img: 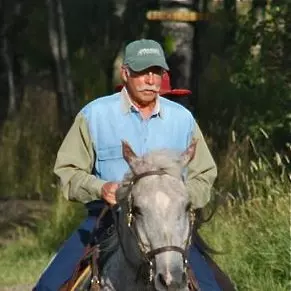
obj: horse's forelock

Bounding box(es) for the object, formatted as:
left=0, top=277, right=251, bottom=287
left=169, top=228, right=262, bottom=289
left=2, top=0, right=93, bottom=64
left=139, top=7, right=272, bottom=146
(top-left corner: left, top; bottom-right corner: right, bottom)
left=122, top=149, right=183, bottom=184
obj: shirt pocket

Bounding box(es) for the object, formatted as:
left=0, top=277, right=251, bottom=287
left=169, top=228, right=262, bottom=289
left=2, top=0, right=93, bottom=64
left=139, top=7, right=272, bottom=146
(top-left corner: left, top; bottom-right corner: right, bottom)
left=97, top=145, right=123, bottom=160
left=96, top=146, right=126, bottom=181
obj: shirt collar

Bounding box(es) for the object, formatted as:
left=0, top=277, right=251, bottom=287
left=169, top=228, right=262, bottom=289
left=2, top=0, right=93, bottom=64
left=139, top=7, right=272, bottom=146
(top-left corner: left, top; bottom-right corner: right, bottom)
left=120, top=87, right=163, bottom=118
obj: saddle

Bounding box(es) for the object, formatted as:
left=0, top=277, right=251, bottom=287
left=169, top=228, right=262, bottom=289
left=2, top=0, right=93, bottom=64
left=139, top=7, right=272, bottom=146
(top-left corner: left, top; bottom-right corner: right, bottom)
left=60, top=206, right=109, bottom=291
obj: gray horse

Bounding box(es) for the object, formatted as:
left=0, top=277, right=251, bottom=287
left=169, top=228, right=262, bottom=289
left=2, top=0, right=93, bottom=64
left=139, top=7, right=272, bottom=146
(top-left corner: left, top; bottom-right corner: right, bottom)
left=97, top=139, right=197, bottom=291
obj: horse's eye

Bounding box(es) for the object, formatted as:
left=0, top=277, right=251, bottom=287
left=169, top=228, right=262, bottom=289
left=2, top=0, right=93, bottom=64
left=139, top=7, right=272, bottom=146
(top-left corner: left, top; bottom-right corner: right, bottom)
left=133, top=206, right=142, bottom=216
left=185, top=202, right=192, bottom=212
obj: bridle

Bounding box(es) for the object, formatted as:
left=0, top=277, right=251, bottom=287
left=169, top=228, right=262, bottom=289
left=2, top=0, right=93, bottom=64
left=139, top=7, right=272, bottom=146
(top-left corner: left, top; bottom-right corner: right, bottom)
left=120, top=169, right=199, bottom=289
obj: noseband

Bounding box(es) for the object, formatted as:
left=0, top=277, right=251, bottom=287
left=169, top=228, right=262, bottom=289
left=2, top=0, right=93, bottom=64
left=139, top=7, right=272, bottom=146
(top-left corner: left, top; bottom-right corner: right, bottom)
left=123, top=169, right=196, bottom=286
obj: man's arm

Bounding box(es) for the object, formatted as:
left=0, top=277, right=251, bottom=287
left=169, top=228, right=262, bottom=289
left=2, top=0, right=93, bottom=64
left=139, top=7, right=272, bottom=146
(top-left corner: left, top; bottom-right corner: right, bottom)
left=54, top=112, right=107, bottom=203
left=186, top=122, right=217, bottom=209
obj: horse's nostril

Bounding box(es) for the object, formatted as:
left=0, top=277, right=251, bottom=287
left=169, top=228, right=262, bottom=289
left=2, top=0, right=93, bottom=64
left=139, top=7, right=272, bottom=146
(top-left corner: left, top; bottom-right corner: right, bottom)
left=156, top=270, right=187, bottom=288
left=158, top=273, right=168, bottom=287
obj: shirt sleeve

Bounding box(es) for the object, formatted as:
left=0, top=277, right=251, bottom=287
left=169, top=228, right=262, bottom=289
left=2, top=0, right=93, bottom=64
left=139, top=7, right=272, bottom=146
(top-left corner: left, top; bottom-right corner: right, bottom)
left=54, top=112, right=106, bottom=203
left=186, top=121, right=217, bottom=209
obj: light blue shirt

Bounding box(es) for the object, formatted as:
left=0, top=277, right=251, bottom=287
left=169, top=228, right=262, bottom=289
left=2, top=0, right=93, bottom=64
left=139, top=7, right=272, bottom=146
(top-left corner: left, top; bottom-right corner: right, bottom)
left=81, top=89, right=195, bottom=182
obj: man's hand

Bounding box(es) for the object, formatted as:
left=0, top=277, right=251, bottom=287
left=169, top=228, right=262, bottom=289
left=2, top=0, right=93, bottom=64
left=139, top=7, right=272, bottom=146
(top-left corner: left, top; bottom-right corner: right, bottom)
left=101, top=182, right=120, bottom=206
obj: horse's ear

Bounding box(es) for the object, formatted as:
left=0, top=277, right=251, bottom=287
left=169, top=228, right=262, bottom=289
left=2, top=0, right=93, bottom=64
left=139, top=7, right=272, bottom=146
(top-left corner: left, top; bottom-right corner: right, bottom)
left=181, top=138, right=198, bottom=167
left=121, top=140, right=138, bottom=168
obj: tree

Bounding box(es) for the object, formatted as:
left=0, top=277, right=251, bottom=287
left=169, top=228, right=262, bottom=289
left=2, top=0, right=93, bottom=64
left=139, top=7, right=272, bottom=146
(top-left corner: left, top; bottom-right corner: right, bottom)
left=0, top=0, right=25, bottom=121
left=46, top=0, right=75, bottom=130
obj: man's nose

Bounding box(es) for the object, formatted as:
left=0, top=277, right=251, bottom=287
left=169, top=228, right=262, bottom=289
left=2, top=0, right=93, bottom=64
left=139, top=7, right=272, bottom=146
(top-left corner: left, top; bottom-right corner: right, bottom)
left=145, top=72, right=154, bottom=85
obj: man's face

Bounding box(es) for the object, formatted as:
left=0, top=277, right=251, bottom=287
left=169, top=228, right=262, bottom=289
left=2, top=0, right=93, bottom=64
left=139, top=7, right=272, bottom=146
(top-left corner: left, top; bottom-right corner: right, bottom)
left=121, top=66, right=164, bottom=105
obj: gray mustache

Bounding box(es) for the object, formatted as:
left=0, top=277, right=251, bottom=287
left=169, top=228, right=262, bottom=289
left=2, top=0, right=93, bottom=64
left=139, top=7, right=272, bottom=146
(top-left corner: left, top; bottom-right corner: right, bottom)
left=136, top=85, right=160, bottom=92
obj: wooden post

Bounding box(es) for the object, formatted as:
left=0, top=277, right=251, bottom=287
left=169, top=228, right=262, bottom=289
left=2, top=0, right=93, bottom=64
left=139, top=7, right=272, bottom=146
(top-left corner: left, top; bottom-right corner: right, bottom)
left=146, top=0, right=209, bottom=111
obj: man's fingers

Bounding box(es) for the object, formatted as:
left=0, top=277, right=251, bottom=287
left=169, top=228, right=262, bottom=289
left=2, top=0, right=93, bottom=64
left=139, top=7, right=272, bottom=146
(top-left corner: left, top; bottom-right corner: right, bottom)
left=103, top=191, right=116, bottom=203
left=108, top=199, right=117, bottom=206
left=101, top=182, right=119, bottom=205
left=105, top=194, right=117, bottom=205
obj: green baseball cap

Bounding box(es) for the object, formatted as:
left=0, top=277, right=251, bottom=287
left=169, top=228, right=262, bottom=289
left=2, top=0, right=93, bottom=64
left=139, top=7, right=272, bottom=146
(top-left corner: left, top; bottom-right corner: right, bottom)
left=123, top=39, right=169, bottom=72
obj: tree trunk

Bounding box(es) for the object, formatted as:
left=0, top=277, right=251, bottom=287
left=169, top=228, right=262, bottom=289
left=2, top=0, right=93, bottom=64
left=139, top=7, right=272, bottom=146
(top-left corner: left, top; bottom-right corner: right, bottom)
left=223, top=0, right=237, bottom=50
left=56, top=0, right=75, bottom=115
left=46, top=0, right=74, bottom=131
left=160, top=0, right=195, bottom=111
left=0, top=0, right=25, bottom=119
left=2, top=35, right=16, bottom=117
left=283, top=2, right=291, bottom=82
left=191, top=0, right=209, bottom=114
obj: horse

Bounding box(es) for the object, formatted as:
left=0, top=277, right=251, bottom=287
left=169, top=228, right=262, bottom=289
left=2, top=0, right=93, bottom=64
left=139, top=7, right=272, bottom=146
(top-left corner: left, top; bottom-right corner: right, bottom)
left=65, top=139, right=236, bottom=291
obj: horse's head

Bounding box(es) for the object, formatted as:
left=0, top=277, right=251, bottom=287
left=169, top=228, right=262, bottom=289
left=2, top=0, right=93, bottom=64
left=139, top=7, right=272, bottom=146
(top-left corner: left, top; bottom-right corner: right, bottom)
left=115, top=140, right=197, bottom=291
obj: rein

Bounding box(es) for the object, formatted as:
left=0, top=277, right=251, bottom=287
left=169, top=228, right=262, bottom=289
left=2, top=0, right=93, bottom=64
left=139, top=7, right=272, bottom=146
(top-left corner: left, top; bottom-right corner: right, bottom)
left=123, top=169, right=200, bottom=290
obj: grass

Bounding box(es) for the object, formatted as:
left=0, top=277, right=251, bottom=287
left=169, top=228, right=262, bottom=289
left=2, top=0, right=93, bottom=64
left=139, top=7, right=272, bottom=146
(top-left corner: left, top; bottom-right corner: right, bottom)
left=0, top=197, right=85, bottom=287
left=0, top=89, right=61, bottom=200
left=202, top=195, right=290, bottom=291
left=0, top=192, right=289, bottom=289
left=0, top=241, right=51, bottom=286
left=202, top=133, right=290, bottom=290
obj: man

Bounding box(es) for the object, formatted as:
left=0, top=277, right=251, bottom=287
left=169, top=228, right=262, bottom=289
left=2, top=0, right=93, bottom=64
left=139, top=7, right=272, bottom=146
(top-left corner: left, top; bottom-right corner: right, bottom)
left=34, top=39, right=219, bottom=290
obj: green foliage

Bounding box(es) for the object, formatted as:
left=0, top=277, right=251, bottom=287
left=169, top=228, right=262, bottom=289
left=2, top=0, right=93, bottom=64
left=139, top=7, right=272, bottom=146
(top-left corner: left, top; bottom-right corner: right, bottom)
left=0, top=89, right=61, bottom=200
left=72, top=47, right=108, bottom=105
left=163, top=35, right=176, bottom=56
left=228, top=4, right=291, bottom=140
left=198, top=3, right=290, bottom=154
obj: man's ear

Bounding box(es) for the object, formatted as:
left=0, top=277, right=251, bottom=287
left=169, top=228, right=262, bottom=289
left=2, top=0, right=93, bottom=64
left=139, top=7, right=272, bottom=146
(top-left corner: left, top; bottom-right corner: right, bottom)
left=120, top=66, right=128, bottom=83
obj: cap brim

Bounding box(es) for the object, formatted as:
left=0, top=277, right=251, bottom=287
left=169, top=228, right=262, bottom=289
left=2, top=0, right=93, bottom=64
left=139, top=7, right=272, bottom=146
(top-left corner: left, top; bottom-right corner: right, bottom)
left=160, top=89, right=192, bottom=97
left=127, top=56, right=169, bottom=72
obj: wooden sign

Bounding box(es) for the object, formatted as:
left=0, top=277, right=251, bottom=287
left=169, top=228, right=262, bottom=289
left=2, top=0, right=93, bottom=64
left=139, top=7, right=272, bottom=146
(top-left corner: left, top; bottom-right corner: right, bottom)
left=146, top=10, right=210, bottom=22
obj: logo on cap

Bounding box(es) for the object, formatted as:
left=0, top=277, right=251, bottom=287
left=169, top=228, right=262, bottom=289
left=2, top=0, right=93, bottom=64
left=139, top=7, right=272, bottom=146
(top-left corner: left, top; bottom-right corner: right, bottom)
left=137, top=48, right=161, bottom=56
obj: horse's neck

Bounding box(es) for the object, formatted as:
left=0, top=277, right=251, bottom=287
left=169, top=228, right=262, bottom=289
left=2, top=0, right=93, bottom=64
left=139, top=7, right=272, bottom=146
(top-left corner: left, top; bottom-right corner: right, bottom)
left=101, top=247, right=147, bottom=291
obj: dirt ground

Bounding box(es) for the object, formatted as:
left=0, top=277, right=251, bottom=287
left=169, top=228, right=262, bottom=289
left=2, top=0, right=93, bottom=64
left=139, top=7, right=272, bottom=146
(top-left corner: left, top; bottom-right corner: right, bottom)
left=0, top=199, right=51, bottom=247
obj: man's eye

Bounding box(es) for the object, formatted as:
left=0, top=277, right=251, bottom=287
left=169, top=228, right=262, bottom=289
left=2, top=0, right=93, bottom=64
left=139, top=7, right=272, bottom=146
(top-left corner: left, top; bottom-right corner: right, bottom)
left=154, top=68, right=163, bottom=76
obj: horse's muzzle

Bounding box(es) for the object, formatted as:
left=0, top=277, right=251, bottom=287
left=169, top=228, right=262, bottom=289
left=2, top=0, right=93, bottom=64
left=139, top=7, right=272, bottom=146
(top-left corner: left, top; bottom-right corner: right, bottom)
left=154, top=269, right=187, bottom=291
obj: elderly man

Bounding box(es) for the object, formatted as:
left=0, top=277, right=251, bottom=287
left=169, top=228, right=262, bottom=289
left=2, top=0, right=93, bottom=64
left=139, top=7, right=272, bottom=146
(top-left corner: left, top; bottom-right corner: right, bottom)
left=34, top=39, right=220, bottom=291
